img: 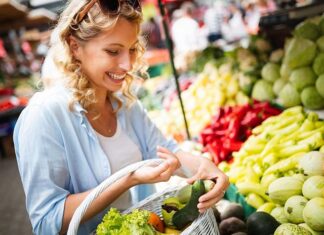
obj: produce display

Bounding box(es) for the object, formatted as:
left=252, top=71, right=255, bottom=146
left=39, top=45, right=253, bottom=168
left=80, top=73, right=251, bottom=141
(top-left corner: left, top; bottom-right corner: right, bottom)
left=253, top=17, right=324, bottom=110
left=199, top=101, right=282, bottom=165
left=148, top=64, right=250, bottom=138
left=214, top=106, right=324, bottom=234
left=133, top=9, right=324, bottom=235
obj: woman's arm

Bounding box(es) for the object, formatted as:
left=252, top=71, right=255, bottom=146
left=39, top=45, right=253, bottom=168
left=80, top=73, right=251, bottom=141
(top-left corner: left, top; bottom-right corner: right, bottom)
left=60, top=156, right=178, bottom=234
left=60, top=173, right=135, bottom=234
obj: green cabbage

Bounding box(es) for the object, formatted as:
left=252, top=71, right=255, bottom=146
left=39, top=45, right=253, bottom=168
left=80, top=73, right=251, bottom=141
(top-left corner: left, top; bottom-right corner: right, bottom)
left=251, top=80, right=275, bottom=101
left=283, top=37, right=317, bottom=69
left=238, top=73, right=257, bottom=96
left=301, top=86, right=324, bottom=110
left=262, top=63, right=280, bottom=82
left=270, top=49, right=284, bottom=63
left=302, top=176, right=324, bottom=199
left=273, top=78, right=287, bottom=96
left=313, top=53, right=324, bottom=76
left=303, top=198, right=324, bottom=232
left=289, top=67, right=316, bottom=91
left=278, top=83, right=301, bottom=108
left=319, top=17, right=324, bottom=35
left=316, top=75, right=324, bottom=98
left=294, top=21, right=320, bottom=41
left=316, top=36, right=324, bottom=52
left=280, top=64, right=292, bottom=80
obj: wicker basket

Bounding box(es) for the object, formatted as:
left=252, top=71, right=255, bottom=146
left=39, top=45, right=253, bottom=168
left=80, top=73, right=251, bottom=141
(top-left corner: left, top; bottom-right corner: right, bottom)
left=67, top=159, right=220, bottom=235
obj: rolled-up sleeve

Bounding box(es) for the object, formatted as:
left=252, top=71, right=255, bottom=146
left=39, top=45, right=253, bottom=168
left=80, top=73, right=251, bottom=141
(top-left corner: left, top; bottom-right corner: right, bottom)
left=14, top=104, right=69, bottom=234
left=130, top=100, right=180, bottom=158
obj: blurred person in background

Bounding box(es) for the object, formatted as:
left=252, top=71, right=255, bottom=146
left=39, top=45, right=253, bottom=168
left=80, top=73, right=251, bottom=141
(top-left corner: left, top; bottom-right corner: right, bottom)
left=243, top=0, right=261, bottom=35
left=141, top=16, right=164, bottom=49
left=204, top=1, right=224, bottom=44
left=13, top=0, right=229, bottom=234
left=221, top=2, right=248, bottom=42
left=257, top=0, right=277, bottom=14
left=171, top=2, right=206, bottom=54
left=171, top=2, right=207, bottom=70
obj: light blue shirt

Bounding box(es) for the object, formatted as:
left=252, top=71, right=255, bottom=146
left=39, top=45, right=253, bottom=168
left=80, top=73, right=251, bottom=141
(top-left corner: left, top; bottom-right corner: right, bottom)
left=13, top=86, right=179, bottom=235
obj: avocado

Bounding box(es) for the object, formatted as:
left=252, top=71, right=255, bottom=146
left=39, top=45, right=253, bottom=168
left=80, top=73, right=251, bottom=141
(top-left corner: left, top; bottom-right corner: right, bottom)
left=219, top=217, right=247, bottom=235
left=220, top=203, right=245, bottom=221
left=247, top=211, right=280, bottom=235
left=172, top=180, right=205, bottom=230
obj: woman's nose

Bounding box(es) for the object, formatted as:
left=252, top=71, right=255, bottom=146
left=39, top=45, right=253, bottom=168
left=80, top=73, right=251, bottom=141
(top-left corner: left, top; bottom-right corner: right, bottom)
left=118, top=53, right=132, bottom=71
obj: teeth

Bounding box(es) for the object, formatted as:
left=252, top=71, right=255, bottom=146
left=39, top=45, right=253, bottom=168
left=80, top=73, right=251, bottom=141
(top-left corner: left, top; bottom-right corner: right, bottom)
left=108, top=73, right=126, bottom=80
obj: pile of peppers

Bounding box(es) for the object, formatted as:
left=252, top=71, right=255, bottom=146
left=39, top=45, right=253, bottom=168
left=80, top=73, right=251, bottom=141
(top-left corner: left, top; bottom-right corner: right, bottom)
left=199, top=100, right=282, bottom=165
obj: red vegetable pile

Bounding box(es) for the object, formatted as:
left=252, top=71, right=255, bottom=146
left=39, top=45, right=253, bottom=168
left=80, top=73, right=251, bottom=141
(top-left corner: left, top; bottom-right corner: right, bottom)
left=200, top=101, right=282, bottom=165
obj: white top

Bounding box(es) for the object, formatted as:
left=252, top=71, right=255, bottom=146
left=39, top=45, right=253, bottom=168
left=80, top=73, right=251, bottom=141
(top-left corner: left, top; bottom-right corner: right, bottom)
left=95, top=121, right=142, bottom=210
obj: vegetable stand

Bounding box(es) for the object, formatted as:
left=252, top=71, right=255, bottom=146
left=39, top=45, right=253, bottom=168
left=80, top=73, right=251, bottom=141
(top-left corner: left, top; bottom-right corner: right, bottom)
left=67, top=159, right=219, bottom=235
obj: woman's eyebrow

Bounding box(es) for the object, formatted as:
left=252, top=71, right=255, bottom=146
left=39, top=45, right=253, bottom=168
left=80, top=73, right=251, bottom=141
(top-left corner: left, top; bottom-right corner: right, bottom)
left=106, top=40, right=139, bottom=47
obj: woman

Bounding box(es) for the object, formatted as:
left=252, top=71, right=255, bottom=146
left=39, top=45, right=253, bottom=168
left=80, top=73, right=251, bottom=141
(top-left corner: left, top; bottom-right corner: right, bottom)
left=13, top=0, right=229, bottom=234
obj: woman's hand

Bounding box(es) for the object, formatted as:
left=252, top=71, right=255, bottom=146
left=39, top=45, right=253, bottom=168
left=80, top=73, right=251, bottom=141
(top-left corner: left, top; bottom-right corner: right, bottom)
left=186, top=156, right=229, bottom=213
left=130, top=146, right=180, bottom=185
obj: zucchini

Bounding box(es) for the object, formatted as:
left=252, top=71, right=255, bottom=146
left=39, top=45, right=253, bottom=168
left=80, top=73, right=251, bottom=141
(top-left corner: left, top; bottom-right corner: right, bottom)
left=172, top=180, right=205, bottom=230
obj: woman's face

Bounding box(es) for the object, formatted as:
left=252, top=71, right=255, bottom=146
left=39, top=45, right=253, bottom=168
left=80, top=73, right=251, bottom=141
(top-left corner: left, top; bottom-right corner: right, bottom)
left=72, top=17, right=139, bottom=94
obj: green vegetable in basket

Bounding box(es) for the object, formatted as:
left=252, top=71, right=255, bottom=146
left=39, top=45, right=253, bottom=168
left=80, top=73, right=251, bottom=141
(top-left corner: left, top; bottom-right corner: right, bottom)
left=161, top=197, right=184, bottom=228
left=172, top=180, right=205, bottom=230
left=96, top=208, right=155, bottom=235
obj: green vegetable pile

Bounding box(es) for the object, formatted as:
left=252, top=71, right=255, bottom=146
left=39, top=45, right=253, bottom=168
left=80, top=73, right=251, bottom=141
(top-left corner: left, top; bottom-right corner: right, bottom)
left=96, top=208, right=155, bottom=235
left=254, top=16, right=324, bottom=110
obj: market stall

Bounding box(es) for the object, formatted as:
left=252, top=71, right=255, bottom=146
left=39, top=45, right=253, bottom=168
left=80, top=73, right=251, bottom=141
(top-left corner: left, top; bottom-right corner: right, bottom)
left=133, top=1, right=324, bottom=234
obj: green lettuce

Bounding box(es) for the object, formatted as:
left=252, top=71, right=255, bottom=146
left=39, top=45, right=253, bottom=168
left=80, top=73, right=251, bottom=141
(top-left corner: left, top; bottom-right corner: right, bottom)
left=96, top=208, right=156, bottom=235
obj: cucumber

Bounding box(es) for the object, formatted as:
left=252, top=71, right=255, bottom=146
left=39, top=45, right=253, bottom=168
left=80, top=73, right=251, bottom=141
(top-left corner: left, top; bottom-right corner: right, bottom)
left=172, top=180, right=205, bottom=230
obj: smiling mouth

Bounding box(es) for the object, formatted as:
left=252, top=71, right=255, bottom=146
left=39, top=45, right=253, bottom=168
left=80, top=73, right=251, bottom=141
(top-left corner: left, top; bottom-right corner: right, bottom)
left=107, top=72, right=127, bottom=80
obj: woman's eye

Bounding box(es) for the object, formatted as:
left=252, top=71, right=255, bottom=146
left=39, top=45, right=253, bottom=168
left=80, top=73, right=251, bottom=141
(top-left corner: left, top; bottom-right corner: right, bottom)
left=129, top=48, right=136, bottom=54
left=105, top=49, right=119, bottom=55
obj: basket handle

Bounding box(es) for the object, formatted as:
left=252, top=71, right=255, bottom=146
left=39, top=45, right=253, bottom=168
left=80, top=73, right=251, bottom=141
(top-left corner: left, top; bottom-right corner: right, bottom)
left=67, top=158, right=164, bottom=235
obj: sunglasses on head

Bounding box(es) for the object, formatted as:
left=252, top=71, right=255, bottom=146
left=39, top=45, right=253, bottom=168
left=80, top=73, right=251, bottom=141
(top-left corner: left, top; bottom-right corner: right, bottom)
left=75, top=0, right=141, bottom=25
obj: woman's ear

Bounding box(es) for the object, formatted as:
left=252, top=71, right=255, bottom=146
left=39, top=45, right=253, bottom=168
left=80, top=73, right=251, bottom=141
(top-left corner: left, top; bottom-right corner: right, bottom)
left=69, top=35, right=81, bottom=60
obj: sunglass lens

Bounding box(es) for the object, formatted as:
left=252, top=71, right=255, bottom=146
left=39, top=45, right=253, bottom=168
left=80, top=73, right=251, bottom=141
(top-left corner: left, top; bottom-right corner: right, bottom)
left=99, top=0, right=119, bottom=13
left=127, top=0, right=141, bottom=11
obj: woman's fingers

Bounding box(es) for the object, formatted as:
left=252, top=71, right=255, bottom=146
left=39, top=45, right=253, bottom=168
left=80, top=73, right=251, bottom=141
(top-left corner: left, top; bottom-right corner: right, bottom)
left=157, top=145, right=172, bottom=154
left=198, top=192, right=225, bottom=213
left=199, top=175, right=229, bottom=202
left=157, top=151, right=180, bottom=171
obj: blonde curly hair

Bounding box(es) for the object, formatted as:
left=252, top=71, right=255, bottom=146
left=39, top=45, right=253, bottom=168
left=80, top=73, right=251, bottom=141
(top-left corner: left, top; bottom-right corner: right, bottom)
left=50, top=0, right=147, bottom=113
